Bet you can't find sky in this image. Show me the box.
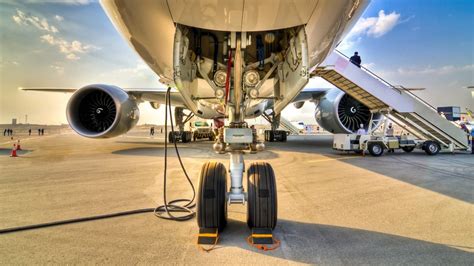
[0,0,473,125]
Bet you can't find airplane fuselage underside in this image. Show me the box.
[101,0,368,120]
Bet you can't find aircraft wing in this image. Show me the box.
[19,86,187,107]
[292,87,332,103]
[19,87,77,93]
[20,86,331,110]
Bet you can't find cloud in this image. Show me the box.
[362,62,375,69]
[352,10,401,38]
[12,9,58,33]
[117,63,150,77]
[11,9,98,61]
[66,53,80,60]
[337,36,361,51]
[40,34,98,60]
[50,64,64,74]
[339,10,401,51]
[396,64,474,76]
[98,61,157,87]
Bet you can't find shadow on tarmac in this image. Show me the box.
[221,218,473,264]
[0,148,32,156]
[2,209,470,264]
[269,135,474,204]
[111,146,280,160]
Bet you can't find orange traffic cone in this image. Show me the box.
[17,140,22,151]
[10,144,18,157]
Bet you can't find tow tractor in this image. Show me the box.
[333,133,446,156]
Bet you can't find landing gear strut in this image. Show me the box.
[168,107,193,143]
[262,112,287,142]
[264,130,287,142]
[196,35,278,249]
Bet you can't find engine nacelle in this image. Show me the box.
[67,84,139,138]
[315,89,382,133]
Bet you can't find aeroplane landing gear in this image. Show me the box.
[264,130,287,142]
[197,155,279,249]
[196,36,278,250]
[168,107,193,143]
[168,131,192,143]
[198,135,278,250]
[262,112,287,142]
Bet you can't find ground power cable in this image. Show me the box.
[153,87,196,220]
[0,87,195,235]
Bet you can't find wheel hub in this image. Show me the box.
[373,145,381,154]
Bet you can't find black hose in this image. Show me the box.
[0,87,196,235]
[153,87,196,220]
[0,208,155,234]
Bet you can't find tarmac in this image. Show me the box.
[0,128,473,264]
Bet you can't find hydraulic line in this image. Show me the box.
[0,88,195,235]
[256,34,265,70]
[225,49,232,105]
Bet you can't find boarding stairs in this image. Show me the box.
[313,50,469,151]
[279,116,301,135]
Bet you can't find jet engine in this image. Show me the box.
[66,84,139,138]
[315,89,382,133]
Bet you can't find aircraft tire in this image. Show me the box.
[168,132,176,143]
[402,146,415,153]
[247,162,277,229]
[181,131,192,143]
[197,162,227,231]
[269,131,275,142]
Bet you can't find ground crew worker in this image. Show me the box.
[386,124,394,137]
[386,124,395,153]
[28,128,32,136]
[350,51,362,68]
[41,128,44,135]
[3,129,6,136]
[38,129,41,135]
[356,124,366,135]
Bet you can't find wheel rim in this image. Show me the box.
[372,145,382,154]
[429,144,438,153]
